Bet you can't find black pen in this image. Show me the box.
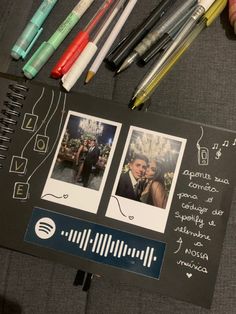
[117,0,198,74]
[105,0,175,70]
[140,7,196,65]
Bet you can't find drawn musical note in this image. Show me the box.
[212,143,218,150]
[222,140,229,147]
[215,148,222,160]
[233,139,236,146]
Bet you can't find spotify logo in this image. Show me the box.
[35,217,56,239]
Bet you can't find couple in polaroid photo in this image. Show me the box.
[116,154,168,209]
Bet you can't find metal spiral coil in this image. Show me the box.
[0,82,27,169]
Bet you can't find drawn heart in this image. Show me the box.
[186,273,192,278]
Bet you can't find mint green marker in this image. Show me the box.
[23,0,95,79]
[11,0,58,60]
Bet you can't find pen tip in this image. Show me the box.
[85,71,95,84]
[116,63,127,74]
[131,93,137,101]
[117,52,138,74]
[132,97,143,110]
[128,98,137,110]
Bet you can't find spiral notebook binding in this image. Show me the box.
[0,82,27,169]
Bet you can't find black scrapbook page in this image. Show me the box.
[0,72,235,308]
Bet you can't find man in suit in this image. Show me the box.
[116,154,148,201]
[81,139,100,187]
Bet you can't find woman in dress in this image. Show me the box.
[140,159,167,209]
[74,139,89,182]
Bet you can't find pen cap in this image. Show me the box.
[23,42,55,79]
[11,0,58,60]
[50,31,90,78]
[11,23,41,60]
[198,0,215,11]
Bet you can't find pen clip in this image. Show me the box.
[22,27,43,59]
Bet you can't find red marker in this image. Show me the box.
[51,0,114,78]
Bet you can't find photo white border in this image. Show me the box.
[106,126,187,233]
[41,110,121,214]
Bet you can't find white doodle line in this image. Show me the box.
[43,92,61,136]
[33,89,61,153]
[21,87,45,132]
[34,88,61,152]
[32,87,45,114]
[26,92,66,184]
[196,126,204,150]
[21,90,55,158]
[111,196,134,220]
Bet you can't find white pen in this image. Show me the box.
[62,0,128,91]
[85,0,138,84]
[132,0,216,99]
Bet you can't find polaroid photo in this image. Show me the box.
[41,110,121,213]
[106,126,186,233]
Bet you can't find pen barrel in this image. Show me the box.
[141,33,171,64]
[48,0,95,49]
[85,0,114,34]
[141,7,195,65]
[23,42,55,79]
[134,0,198,57]
[136,6,204,95]
[49,12,81,49]
[61,39,89,75]
[62,42,98,91]
[106,0,173,68]
[51,31,89,78]
[31,0,58,27]
[94,0,138,71]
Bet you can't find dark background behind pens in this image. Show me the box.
[0,0,235,313]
